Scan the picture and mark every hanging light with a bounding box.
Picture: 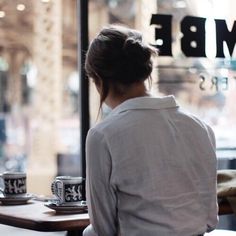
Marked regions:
[16,4,26,11]
[173,0,187,8]
[41,0,51,3]
[0,10,5,18]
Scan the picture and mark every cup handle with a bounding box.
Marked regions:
[0,174,4,196]
[51,180,63,203]
[0,188,5,196]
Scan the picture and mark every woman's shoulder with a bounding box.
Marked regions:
[178,108,215,135]
[88,112,126,139]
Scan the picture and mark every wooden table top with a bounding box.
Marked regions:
[0,198,234,233]
[0,200,90,232]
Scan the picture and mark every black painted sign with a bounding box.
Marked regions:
[150,14,236,58]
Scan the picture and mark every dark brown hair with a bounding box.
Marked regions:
[85,25,157,109]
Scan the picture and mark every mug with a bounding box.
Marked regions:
[51,176,83,205]
[0,172,27,197]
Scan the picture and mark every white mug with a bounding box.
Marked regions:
[51,176,83,205]
[0,172,27,197]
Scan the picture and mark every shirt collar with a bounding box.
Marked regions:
[110,95,179,116]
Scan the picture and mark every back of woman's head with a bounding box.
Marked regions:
[85,25,157,103]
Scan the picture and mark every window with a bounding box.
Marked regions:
[0,0,80,195]
[1,0,236,201]
[88,0,236,151]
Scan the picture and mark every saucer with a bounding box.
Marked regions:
[45,201,88,214]
[0,193,34,205]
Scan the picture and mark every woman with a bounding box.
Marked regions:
[83,25,218,236]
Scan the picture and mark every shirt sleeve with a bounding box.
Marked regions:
[85,128,118,236]
[205,124,219,232]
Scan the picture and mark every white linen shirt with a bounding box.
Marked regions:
[85,96,218,236]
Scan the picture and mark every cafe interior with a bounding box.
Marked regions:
[0,0,236,235]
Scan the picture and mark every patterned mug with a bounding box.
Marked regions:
[0,172,27,197]
[51,176,83,205]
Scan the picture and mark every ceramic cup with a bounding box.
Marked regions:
[0,172,27,197]
[51,176,83,205]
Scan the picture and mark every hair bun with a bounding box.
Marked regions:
[123,37,150,63]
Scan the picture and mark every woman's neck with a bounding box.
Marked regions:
[105,82,150,109]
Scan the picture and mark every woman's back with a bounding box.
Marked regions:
[86,96,218,236]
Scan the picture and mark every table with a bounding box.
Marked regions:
[0,199,234,235]
[0,200,90,236]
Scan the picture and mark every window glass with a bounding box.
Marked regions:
[0,0,80,195]
[154,0,236,150]
[88,0,236,151]
[1,0,236,196]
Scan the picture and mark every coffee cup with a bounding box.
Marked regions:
[0,172,27,197]
[51,176,83,205]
